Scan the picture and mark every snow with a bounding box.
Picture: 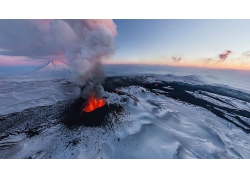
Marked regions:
[186,90,250,111]
[186,91,235,109]
[30,61,73,78]
[0,77,80,115]
[1,64,250,158]
[34,61,72,73]
[1,84,250,158]
[104,65,250,94]
[163,86,174,90]
[200,91,250,111]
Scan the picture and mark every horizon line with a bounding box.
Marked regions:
[1,62,250,71]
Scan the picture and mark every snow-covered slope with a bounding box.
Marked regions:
[1,76,250,158]
[1,85,250,159]
[0,78,80,115]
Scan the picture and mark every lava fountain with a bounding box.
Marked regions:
[62,81,124,127]
[82,95,106,112]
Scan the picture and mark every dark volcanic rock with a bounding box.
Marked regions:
[62,98,109,127]
[61,98,124,128]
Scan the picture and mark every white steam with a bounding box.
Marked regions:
[0,19,118,84]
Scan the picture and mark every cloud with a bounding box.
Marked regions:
[242,50,250,58]
[0,19,117,83]
[218,50,232,62]
[0,20,117,59]
[172,56,182,62]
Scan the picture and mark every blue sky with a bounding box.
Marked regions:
[1,20,250,70]
[110,20,250,68]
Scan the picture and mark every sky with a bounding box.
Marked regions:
[1,19,250,70]
[110,19,250,69]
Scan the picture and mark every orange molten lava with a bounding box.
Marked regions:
[82,96,106,112]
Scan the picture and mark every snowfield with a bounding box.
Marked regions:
[1,75,250,158]
[0,77,80,115]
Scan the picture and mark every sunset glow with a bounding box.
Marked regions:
[1,20,250,71]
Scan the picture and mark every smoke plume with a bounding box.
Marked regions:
[0,20,117,76]
[172,56,182,62]
[0,19,117,98]
[203,58,212,64]
[218,50,232,62]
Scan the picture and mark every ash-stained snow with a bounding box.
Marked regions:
[1,78,250,158]
[199,91,250,111]
[104,65,250,94]
[186,91,235,109]
[1,65,250,159]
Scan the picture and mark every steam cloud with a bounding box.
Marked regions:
[218,50,232,62]
[0,20,117,81]
[0,19,117,98]
[172,56,182,62]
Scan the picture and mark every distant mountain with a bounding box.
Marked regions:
[35,61,72,73]
[31,61,73,77]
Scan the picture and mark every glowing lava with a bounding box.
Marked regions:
[82,96,106,112]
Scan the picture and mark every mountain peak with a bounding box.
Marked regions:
[47,60,66,67]
[32,60,72,76]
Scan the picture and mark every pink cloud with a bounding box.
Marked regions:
[0,56,46,66]
[172,56,182,62]
[218,50,232,62]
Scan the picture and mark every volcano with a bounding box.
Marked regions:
[31,61,72,77]
[61,84,126,128]
[1,74,250,159]
[35,61,71,72]
[61,97,107,127]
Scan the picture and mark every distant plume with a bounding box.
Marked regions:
[203,58,212,64]
[172,56,182,62]
[218,50,232,62]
